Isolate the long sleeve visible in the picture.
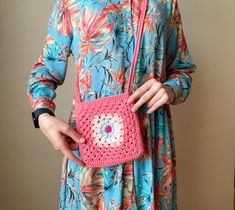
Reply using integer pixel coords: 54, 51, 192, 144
163, 0, 197, 105
26, 0, 73, 113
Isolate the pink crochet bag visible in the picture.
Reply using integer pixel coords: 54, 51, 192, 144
74, 0, 148, 168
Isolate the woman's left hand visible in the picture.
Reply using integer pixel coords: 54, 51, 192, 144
127, 78, 176, 114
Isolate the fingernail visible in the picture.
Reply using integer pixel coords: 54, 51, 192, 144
131, 108, 135, 112
74, 135, 80, 141
80, 137, 85, 142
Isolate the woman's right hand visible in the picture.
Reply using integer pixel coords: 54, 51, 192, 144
38, 113, 86, 167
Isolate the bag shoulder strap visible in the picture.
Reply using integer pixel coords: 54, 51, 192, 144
127, 0, 148, 94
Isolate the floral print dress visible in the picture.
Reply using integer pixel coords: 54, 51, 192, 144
26, 0, 197, 209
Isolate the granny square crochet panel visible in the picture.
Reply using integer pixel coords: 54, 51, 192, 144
75, 92, 144, 167
91, 113, 124, 148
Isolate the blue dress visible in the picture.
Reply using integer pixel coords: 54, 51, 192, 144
26, 0, 197, 209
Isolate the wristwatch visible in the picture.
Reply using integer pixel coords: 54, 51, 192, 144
32, 108, 55, 128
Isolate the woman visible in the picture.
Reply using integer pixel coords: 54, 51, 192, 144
26, 0, 197, 209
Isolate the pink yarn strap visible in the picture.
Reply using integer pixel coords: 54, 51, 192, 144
75, 0, 148, 103
127, 0, 147, 94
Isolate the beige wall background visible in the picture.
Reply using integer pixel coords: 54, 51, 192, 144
0, 0, 234, 209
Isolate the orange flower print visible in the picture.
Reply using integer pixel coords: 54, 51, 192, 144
76, 6, 114, 57
52, 0, 81, 38
76, 57, 92, 94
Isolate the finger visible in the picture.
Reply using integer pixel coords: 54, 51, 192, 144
147, 94, 168, 114
61, 125, 85, 144
127, 79, 156, 103
147, 87, 166, 108
131, 82, 163, 112
60, 142, 85, 166
130, 87, 157, 112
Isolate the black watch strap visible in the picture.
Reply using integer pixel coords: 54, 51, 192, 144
32, 108, 55, 128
